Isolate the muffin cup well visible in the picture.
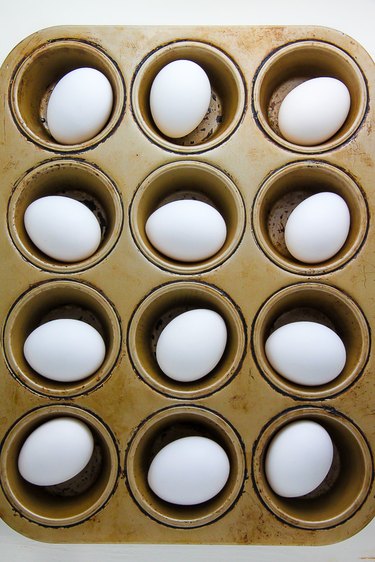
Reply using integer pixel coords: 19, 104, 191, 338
3, 280, 121, 397
252, 283, 370, 400
0, 405, 119, 527
10, 39, 125, 151
252, 406, 373, 529
128, 281, 246, 399
252, 161, 368, 275
253, 40, 367, 153
132, 40, 245, 153
130, 160, 245, 274
126, 405, 245, 528
8, 159, 123, 273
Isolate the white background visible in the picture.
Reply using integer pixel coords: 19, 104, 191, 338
0, 0, 374, 560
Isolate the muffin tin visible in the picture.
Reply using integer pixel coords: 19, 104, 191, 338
0, 25, 373, 545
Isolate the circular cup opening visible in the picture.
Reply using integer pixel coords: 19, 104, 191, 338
0, 405, 119, 527
252, 161, 368, 274
10, 39, 125, 151
126, 405, 245, 527
128, 281, 246, 399
253, 406, 373, 529
8, 160, 123, 273
252, 283, 370, 400
3, 280, 121, 397
132, 40, 245, 153
130, 161, 245, 274
253, 40, 367, 153
8, 159, 123, 273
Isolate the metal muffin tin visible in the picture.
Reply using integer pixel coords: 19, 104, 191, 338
0, 25, 373, 545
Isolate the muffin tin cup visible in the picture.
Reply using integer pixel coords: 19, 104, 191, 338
3, 280, 122, 397
132, 40, 246, 153
0, 405, 119, 527
8, 159, 123, 273
252, 406, 373, 529
130, 160, 246, 274
252, 160, 368, 275
252, 40, 368, 153
10, 39, 125, 152
126, 405, 246, 528
252, 283, 370, 400
127, 281, 246, 399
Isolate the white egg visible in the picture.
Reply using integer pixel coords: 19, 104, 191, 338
145, 200, 227, 262
156, 309, 227, 382
24, 196, 102, 263
150, 60, 211, 138
265, 321, 346, 386
285, 192, 350, 263
24, 319, 106, 382
18, 417, 94, 486
148, 436, 230, 505
265, 420, 334, 498
46, 67, 113, 144
278, 77, 351, 145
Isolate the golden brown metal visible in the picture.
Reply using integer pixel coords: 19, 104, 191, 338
0, 25, 373, 545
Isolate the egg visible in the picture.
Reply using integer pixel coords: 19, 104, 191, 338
24, 196, 102, 262
46, 67, 113, 144
24, 319, 106, 382
265, 420, 334, 498
265, 321, 346, 386
284, 192, 350, 263
18, 418, 94, 486
278, 77, 351, 145
145, 200, 227, 262
147, 436, 230, 505
156, 309, 227, 382
150, 60, 211, 138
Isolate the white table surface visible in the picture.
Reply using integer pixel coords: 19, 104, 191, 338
1, 0, 374, 560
